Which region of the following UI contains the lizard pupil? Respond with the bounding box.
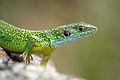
[79,27,83,31]
[63,31,70,37]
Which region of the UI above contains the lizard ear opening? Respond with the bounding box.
[63,31,71,37]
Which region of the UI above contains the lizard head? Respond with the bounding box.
[50,22,97,47]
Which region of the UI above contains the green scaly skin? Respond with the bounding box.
[0,20,97,67]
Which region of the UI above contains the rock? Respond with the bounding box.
[0,54,85,80]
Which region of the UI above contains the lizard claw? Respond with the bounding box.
[19,52,25,57]
[19,52,33,64]
[30,56,33,61]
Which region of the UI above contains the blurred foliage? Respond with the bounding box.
[0,0,120,80]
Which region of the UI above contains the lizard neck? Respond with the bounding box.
[29,26,65,48]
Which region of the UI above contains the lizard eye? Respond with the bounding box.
[79,27,84,31]
[63,31,70,37]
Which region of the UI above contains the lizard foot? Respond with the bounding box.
[19,52,33,64]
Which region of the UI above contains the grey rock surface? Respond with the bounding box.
[0,54,85,80]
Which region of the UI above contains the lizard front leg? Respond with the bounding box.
[40,45,55,67]
[19,35,42,65]
[40,54,51,67]
[19,35,55,67]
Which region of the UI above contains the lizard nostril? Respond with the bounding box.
[93,27,97,30]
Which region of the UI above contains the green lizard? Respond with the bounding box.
[0,20,97,67]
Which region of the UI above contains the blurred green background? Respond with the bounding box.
[0,0,120,80]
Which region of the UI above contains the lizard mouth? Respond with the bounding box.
[70,28,97,41]
[84,29,97,37]
[53,29,97,46]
